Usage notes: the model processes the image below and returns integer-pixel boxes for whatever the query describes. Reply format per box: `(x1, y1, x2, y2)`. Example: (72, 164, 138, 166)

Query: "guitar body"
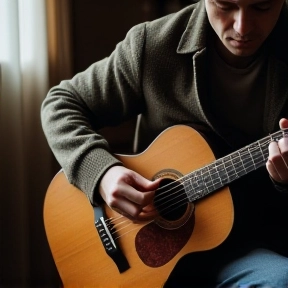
(44, 125, 234, 288)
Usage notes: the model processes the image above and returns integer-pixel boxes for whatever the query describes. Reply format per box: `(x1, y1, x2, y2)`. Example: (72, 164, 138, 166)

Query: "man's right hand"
(99, 166, 161, 222)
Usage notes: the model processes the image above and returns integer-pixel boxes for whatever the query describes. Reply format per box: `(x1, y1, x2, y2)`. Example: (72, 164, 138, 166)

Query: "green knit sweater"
(41, 0, 288, 208)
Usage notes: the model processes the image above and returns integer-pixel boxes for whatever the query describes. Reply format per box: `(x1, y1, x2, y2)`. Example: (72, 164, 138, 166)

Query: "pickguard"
(135, 211, 195, 267)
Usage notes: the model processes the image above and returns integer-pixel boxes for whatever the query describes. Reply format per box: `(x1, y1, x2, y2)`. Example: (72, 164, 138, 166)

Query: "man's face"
(205, 0, 284, 58)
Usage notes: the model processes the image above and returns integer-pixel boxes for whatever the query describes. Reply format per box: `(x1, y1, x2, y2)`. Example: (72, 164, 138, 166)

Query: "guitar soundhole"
(136, 174, 194, 267)
(154, 178, 188, 221)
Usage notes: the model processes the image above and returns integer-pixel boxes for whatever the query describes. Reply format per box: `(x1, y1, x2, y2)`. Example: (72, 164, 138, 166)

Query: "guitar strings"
(110, 194, 195, 241)
(106, 137, 272, 237)
(107, 137, 269, 223)
(109, 128, 284, 227)
(151, 137, 271, 210)
(105, 136, 275, 240)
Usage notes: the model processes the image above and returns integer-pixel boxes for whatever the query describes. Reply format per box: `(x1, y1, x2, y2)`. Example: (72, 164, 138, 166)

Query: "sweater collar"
(177, 0, 209, 54)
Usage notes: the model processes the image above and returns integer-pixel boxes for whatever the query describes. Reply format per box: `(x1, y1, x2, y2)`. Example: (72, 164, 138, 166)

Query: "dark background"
(0, 1, 195, 287)
(72, 0, 194, 74)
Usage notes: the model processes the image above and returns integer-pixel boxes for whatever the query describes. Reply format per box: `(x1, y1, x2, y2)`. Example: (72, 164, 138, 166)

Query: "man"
(41, 0, 288, 286)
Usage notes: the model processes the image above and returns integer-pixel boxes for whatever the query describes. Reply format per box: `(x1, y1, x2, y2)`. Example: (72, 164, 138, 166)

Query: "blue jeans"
(216, 248, 288, 287)
(164, 248, 288, 288)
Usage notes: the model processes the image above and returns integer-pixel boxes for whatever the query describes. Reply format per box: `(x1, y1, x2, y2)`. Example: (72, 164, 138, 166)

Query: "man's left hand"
(266, 118, 288, 184)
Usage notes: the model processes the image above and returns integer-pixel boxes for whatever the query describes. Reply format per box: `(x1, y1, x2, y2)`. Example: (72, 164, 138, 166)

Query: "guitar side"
(43, 125, 234, 288)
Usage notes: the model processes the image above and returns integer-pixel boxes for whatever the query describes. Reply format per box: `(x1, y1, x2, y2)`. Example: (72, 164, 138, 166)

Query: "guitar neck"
(183, 129, 286, 202)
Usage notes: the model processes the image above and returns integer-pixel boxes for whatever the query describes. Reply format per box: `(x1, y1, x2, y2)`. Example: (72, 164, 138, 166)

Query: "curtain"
(0, 0, 72, 286)
(0, 0, 191, 286)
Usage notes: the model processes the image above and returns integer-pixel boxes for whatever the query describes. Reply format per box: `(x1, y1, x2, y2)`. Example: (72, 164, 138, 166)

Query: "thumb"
(133, 172, 161, 192)
(279, 118, 288, 130)
(147, 178, 161, 191)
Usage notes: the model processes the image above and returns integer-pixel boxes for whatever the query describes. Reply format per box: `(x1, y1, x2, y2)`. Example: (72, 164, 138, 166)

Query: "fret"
(221, 158, 231, 181)
(253, 144, 264, 169)
(206, 165, 214, 187)
(184, 128, 288, 203)
(227, 153, 240, 180)
(195, 170, 206, 198)
(250, 142, 267, 169)
(217, 158, 229, 184)
(209, 162, 222, 186)
(257, 140, 267, 164)
(258, 139, 269, 161)
(201, 167, 210, 192)
(221, 157, 232, 183)
(237, 150, 247, 174)
(183, 175, 193, 195)
(201, 165, 219, 191)
(241, 148, 255, 174)
(209, 162, 223, 190)
(183, 174, 200, 202)
(248, 146, 257, 170)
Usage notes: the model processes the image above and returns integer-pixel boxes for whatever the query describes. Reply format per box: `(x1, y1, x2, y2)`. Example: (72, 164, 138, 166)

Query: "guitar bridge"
(94, 206, 130, 273)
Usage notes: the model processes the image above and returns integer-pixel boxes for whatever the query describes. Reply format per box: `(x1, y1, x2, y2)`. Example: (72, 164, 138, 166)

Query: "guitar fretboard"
(182, 129, 287, 202)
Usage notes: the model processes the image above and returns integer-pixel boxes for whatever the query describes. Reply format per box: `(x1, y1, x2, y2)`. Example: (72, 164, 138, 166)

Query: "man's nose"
(233, 10, 252, 37)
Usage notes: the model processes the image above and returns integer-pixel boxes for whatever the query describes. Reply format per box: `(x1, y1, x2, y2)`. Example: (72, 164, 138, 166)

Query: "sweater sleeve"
(41, 23, 147, 205)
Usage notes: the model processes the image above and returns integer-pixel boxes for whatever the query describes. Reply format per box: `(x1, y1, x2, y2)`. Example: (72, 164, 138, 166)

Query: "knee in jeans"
(255, 264, 288, 287)
(267, 266, 288, 286)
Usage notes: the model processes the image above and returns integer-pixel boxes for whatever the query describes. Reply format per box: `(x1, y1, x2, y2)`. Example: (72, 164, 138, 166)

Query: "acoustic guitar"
(43, 125, 284, 288)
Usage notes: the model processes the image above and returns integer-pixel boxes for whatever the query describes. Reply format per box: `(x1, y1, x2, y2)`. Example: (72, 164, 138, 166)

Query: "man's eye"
(253, 4, 271, 11)
(215, 2, 235, 10)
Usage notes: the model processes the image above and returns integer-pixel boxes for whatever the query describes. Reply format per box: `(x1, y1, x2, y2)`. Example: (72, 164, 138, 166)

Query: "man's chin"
(225, 39, 263, 58)
(227, 45, 258, 58)
(216, 38, 261, 65)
